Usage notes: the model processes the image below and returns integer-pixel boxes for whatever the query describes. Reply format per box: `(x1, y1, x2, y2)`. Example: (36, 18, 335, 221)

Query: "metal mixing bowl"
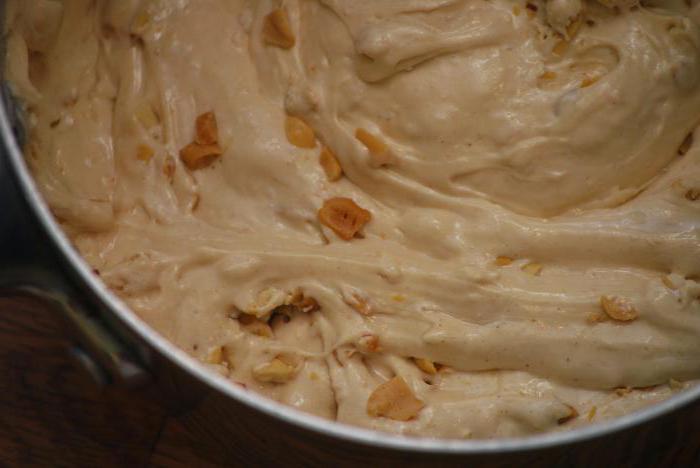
(1, 10, 698, 463)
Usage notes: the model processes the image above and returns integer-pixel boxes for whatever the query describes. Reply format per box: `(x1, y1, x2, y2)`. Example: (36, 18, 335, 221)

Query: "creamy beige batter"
(6, 0, 700, 438)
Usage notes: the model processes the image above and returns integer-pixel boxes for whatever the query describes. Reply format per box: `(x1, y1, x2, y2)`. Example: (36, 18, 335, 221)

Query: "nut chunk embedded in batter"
(367, 376, 424, 421)
(319, 146, 343, 181)
(179, 111, 223, 170)
(285, 115, 316, 148)
(195, 111, 219, 145)
(355, 128, 394, 166)
(263, 8, 295, 49)
(318, 197, 371, 240)
(600, 295, 638, 322)
(252, 357, 297, 384)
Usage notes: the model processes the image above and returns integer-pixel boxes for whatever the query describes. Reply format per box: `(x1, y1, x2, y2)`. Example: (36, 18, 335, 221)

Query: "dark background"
(1, 296, 698, 468)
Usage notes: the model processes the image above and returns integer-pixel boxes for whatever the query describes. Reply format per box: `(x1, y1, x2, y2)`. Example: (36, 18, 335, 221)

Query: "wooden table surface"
(1, 296, 699, 468)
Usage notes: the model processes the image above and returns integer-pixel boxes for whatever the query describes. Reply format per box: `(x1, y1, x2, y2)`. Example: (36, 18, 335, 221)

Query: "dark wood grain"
(0, 296, 698, 468)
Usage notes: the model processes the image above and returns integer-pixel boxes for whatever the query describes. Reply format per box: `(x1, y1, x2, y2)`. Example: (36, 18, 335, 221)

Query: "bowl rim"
(2, 92, 699, 455)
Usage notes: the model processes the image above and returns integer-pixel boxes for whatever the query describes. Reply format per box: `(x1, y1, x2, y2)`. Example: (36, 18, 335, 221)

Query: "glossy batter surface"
(6, 0, 700, 438)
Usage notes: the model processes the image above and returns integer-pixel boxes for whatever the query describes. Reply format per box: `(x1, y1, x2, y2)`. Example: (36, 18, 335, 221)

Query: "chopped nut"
(355, 128, 393, 166)
(669, 378, 684, 390)
(413, 357, 438, 375)
(318, 197, 371, 241)
(136, 144, 154, 162)
(586, 311, 608, 324)
(131, 10, 150, 33)
(263, 8, 295, 49)
(249, 320, 274, 338)
(495, 256, 514, 266)
(367, 376, 424, 421)
(662, 275, 678, 290)
(600, 295, 638, 322)
(557, 405, 579, 425)
(163, 154, 176, 179)
(285, 116, 316, 148)
(521, 262, 543, 276)
(319, 146, 343, 181)
(580, 76, 600, 88)
(552, 40, 569, 56)
(292, 295, 321, 313)
(179, 142, 222, 170)
(357, 334, 381, 353)
(252, 357, 296, 384)
(238, 313, 273, 338)
(346, 293, 372, 315)
(587, 406, 597, 421)
(135, 103, 159, 129)
(206, 346, 224, 365)
(678, 132, 694, 156)
(195, 111, 219, 145)
(525, 2, 538, 18)
(566, 17, 582, 38)
(685, 188, 700, 201)
(615, 387, 632, 396)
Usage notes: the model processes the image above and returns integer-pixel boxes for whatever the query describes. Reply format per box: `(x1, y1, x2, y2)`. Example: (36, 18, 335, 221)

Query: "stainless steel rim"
(2, 99, 699, 455)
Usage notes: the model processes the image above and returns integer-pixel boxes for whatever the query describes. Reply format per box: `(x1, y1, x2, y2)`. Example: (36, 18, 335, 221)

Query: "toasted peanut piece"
(292, 295, 320, 313)
(686, 189, 700, 201)
(566, 17, 582, 38)
(669, 378, 684, 390)
(600, 295, 638, 322)
(662, 275, 678, 290)
(525, 3, 538, 18)
(495, 256, 514, 266)
(413, 357, 437, 375)
(131, 10, 150, 34)
(135, 103, 159, 129)
(179, 142, 222, 170)
(586, 311, 608, 324)
(248, 321, 274, 338)
(263, 8, 295, 49)
(136, 144, 154, 162)
(252, 358, 296, 384)
(615, 387, 632, 396)
(319, 146, 343, 181)
(195, 111, 219, 145)
(163, 154, 176, 179)
(238, 313, 273, 338)
(552, 40, 568, 56)
(557, 405, 579, 425)
(580, 76, 599, 88)
(587, 406, 597, 421)
(367, 376, 424, 421)
(345, 293, 372, 315)
(206, 346, 224, 365)
(678, 133, 694, 156)
(318, 197, 371, 240)
(521, 262, 543, 276)
(357, 334, 380, 353)
(355, 128, 393, 166)
(285, 116, 316, 148)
